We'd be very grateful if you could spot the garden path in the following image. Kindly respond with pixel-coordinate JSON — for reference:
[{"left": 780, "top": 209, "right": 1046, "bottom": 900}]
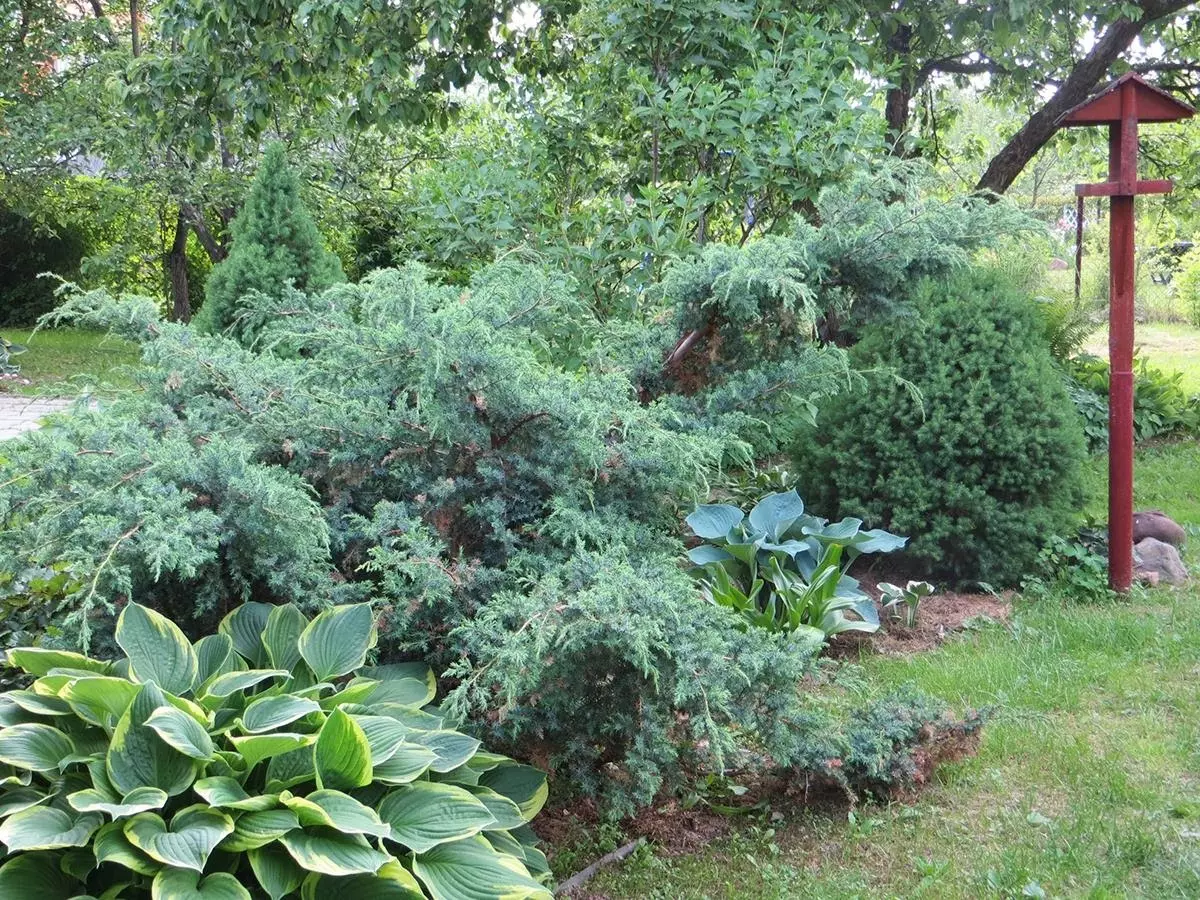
[{"left": 0, "top": 396, "right": 71, "bottom": 440}]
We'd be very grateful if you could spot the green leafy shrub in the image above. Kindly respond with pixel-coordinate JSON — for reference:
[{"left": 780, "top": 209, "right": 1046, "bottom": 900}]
[
  {"left": 796, "top": 267, "right": 1087, "bottom": 586},
  {"left": 195, "top": 143, "right": 344, "bottom": 345},
  {"left": 1065, "top": 353, "right": 1200, "bottom": 451},
  {"left": 0, "top": 601, "right": 552, "bottom": 899},
  {"left": 1173, "top": 244, "right": 1200, "bottom": 326},
  {"left": 685, "top": 490, "right": 904, "bottom": 642},
  {"left": 0, "top": 205, "right": 85, "bottom": 326},
  {"left": 879, "top": 580, "right": 934, "bottom": 628}
]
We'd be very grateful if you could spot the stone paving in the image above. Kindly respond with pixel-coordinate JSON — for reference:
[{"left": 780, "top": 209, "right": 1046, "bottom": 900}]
[{"left": 0, "top": 395, "right": 72, "bottom": 440}]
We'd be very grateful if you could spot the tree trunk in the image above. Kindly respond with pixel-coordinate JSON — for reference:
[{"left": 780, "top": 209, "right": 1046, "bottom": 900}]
[
  {"left": 130, "top": 0, "right": 140, "bottom": 56},
  {"left": 884, "top": 24, "right": 914, "bottom": 155},
  {"left": 166, "top": 210, "right": 191, "bottom": 322},
  {"left": 977, "top": 1, "right": 1193, "bottom": 194},
  {"left": 181, "top": 202, "right": 227, "bottom": 264}
]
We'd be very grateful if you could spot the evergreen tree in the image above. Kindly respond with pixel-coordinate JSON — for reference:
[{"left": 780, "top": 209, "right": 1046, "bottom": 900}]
[{"left": 195, "top": 143, "right": 344, "bottom": 344}]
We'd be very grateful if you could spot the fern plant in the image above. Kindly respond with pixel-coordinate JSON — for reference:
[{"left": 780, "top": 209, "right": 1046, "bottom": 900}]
[{"left": 0, "top": 601, "right": 550, "bottom": 899}]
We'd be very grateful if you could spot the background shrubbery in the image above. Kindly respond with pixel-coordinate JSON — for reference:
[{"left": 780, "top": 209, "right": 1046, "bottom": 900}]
[{"left": 796, "top": 266, "right": 1087, "bottom": 586}]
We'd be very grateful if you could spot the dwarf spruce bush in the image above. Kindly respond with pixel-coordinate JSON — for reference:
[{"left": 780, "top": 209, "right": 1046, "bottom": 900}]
[
  {"left": 195, "top": 143, "right": 344, "bottom": 345},
  {"left": 796, "top": 267, "right": 1086, "bottom": 586},
  {"left": 0, "top": 601, "right": 551, "bottom": 899}
]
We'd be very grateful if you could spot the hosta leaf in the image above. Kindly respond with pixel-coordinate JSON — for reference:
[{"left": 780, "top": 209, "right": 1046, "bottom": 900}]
[
  {"left": 61, "top": 677, "right": 142, "bottom": 724},
  {"left": 219, "top": 602, "right": 274, "bottom": 668},
  {"left": 0, "top": 806, "right": 102, "bottom": 851},
  {"left": 466, "top": 786, "right": 525, "bottom": 831},
  {"left": 0, "top": 851, "right": 79, "bottom": 898},
  {"left": 94, "top": 820, "right": 161, "bottom": 875},
  {"left": 69, "top": 786, "right": 168, "bottom": 817},
  {"left": 478, "top": 765, "right": 547, "bottom": 822},
  {"left": 250, "top": 842, "right": 307, "bottom": 900},
  {"left": 299, "top": 861, "right": 425, "bottom": 899},
  {"left": 314, "top": 709, "right": 372, "bottom": 791},
  {"left": 320, "top": 681, "right": 379, "bottom": 710},
  {"left": 5, "top": 648, "right": 110, "bottom": 677},
  {"left": 0, "top": 786, "right": 46, "bottom": 819},
  {"left": 372, "top": 743, "right": 437, "bottom": 785},
  {"left": 748, "top": 490, "right": 806, "bottom": 538},
  {"left": 220, "top": 808, "right": 300, "bottom": 852},
  {"left": 116, "top": 603, "right": 198, "bottom": 696},
  {"left": 125, "top": 806, "right": 235, "bottom": 872},
  {"left": 408, "top": 730, "right": 480, "bottom": 773},
  {"left": 145, "top": 707, "right": 214, "bottom": 760},
  {"left": 0, "top": 723, "right": 74, "bottom": 771},
  {"left": 298, "top": 604, "right": 376, "bottom": 682},
  {"left": 372, "top": 704, "right": 445, "bottom": 731},
  {"left": 686, "top": 545, "right": 734, "bottom": 565},
  {"left": 203, "top": 669, "right": 292, "bottom": 699},
  {"left": 241, "top": 694, "right": 322, "bottom": 733},
  {"left": 280, "top": 789, "right": 390, "bottom": 836},
  {"left": 378, "top": 783, "right": 495, "bottom": 853},
  {"left": 279, "top": 828, "right": 391, "bottom": 876},
  {"left": 685, "top": 504, "right": 744, "bottom": 540},
  {"left": 195, "top": 634, "right": 239, "bottom": 684},
  {"left": 60, "top": 845, "right": 96, "bottom": 880},
  {"left": 194, "top": 777, "right": 279, "bottom": 812},
  {"left": 6, "top": 690, "right": 72, "bottom": 716},
  {"left": 348, "top": 673, "right": 433, "bottom": 708},
  {"left": 263, "top": 604, "right": 309, "bottom": 672},
  {"left": 412, "top": 835, "right": 551, "bottom": 900},
  {"left": 266, "top": 743, "right": 317, "bottom": 791},
  {"left": 151, "top": 869, "right": 251, "bottom": 900},
  {"left": 230, "top": 732, "right": 316, "bottom": 770},
  {"left": 107, "top": 682, "right": 198, "bottom": 797},
  {"left": 352, "top": 715, "right": 409, "bottom": 765}
]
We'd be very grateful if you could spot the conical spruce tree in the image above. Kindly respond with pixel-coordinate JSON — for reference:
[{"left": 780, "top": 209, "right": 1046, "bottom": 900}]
[{"left": 195, "top": 143, "right": 344, "bottom": 344}]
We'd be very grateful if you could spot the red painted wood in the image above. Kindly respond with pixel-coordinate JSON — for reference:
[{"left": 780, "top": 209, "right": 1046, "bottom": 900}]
[
  {"left": 1074, "top": 179, "right": 1173, "bottom": 197},
  {"left": 1063, "top": 72, "right": 1195, "bottom": 126}
]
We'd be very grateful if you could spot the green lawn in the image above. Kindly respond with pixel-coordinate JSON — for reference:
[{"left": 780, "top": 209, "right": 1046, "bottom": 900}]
[
  {"left": 1085, "top": 322, "right": 1200, "bottom": 394},
  {"left": 1, "top": 327, "right": 140, "bottom": 396},
  {"left": 589, "top": 440, "right": 1200, "bottom": 898}
]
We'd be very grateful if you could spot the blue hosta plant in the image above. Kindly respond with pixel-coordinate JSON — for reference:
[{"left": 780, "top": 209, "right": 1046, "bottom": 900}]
[
  {"left": 879, "top": 580, "right": 935, "bottom": 628},
  {"left": 686, "top": 490, "right": 906, "bottom": 643},
  {"left": 0, "top": 601, "right": 551, "bottom": 899}
]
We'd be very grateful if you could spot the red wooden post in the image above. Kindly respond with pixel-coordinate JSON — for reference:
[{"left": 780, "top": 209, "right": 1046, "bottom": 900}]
[{"left": 1061, "top": 75, "right": 1193, "bottom": 591}]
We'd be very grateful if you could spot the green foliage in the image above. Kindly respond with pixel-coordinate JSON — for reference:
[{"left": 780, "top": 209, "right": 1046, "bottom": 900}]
[
  {"left": 0, "top": 601, "right": 552, "bottom": 899},
  {"left": 1065, "top": 353, "right": 1200, "bottom": 452},
  {"left": 1172, "top": 244, "right": 1200, "bottom": 327},
  {"left": 879, "top": 580, "right": 934, "bottom": 629},
  {"left": 1023, "top": 531, "right": 1112, "bottom": 605},
  {"left": 0, "top": 205, "right": 85, "bottom": 326},
  {"left": 0, "top": 336, "right": 26, "bottom": 376},
  {"left": 195, "top": 145, "right": 344, "bottom": 345},
  {"left": 685, "top": 490, "right": 905, "bottom": 642},
  {"left": 796, "top": 266, "right": 1087, "bottom": 586}
]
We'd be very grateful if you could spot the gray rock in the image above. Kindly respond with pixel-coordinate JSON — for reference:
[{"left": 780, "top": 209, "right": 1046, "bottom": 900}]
[
  {"left": 1134, "top": 537, "right": 1189, "bottom": 586},
  {"left": 1132, "top": 510, "right": 1186, "bottom": 548}
]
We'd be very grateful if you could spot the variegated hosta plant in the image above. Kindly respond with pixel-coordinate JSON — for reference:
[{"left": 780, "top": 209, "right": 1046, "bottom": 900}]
[{"left": 0, "top": 601, "right": 552, "bottom": 899}]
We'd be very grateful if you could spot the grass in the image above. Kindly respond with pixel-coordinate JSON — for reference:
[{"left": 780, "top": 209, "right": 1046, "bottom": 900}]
[
  {"left": 1084, "top": 322, "right": 1200, "bottom": 395},
  {"left": 0, "top": 326, "right": 140, "bottom": 396},
  {"left": 589, "top": 442, "right": 1200, "bottom": 898}
]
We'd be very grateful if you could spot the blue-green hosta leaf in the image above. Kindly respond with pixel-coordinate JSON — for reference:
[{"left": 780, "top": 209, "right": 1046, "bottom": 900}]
[
  {"left": 250, "top": 842, "right": 307, "bottom": 900},
  {"left": 220, "top": 809, "right": 300, "bottom": 852},
  {"left": 477, "top": 765, "right": 548, "bottom": 822},
  {"left": 299, "top": 861, "right": 425, "bottom": 899},
  {"left": 219, "top": 602, "right": 274, "bottom": 668},
  {"left": 279, "top": 828, "right": 391, "bottom": 876},
  {"left": 372, "top": 704, "right": 445, "bottom": 731},
  {"left": 0, "top": 806, "right": 102, "bottom": 851},
  {"left": 351, "top": 716, "right": 409, "bottom": 765},
  {"left": 685, "top": 504, "right": 744, "bottom": 540},
  {"left": 69, "top": 786, "right": 168, "bottom": 817},
  {"left": 0, "top": 723, "right": 75, "bottom": 771},
  {"left": 281, "top": 789, "right": 390, "bottom": 836},
  {"left": 266, "top": 744, "right": 317, "bottom": 791},
  {"left": 314, "top": 708, "right": 372, "bottom": 791},
  {"left": 0, "top": 786, "right": 46, "bottom": 819},
  {"left": 378, "top": 783, "right": 495, "bottom": 853},
  {"left": 748, "top": 490, "right": 806, "bottom": 539},
  {"left": 60, "top": 677, "right": 142, "bottom": 725},
  {"left": 853, "top": 528, "right": 908, "bottom": 554},
  {"left": 116, "top": 603, "right": 198, "bottom": 696},
  {"left": 5, "top": 648, "right": 111, "bottom": 677},
  {"left": 193, "top": 777, "right": 279, "bottom": 812},
  {"left": 6, "top": 690, "right": 72, "bottom": 716},
  {"left": 94, "top": 820, "right": 161, "bottom": 875},
  {"left": 145, "top": 707, "right": 214, "bottom": 760},
  {"left": 408, "top": 730, "right": 480, "bottom": 774},
  {"left": 686, "top": 545, "right": 734, "bottom": 566},
  {"left": 151, "top": 869, "right": 251, "bottom": 900},
  {"left": 230, "top": 733, "right": 317, "bottom": 770},
  {"left": 360, "top": 662, "right": 435, "bottom": 692},
  {"left": 195, "top": 634, "right": 240, "bottom": 685},
  {"left": 298, "top": 604, "right": 377, "bottom": 682},
  {"left": 319, "top": 681, "right": 378, "bottom": 711},
  {"left": 412, "top": 835, "right": 551, "bottom": 900},
  {"left": 263, "top": 604, "right": 309, "bottom": 673},
  {"left": 0, "top": 851, "right": 80, "bottom": 897},
  {"left": 465, "top": 786, "right": 525, "bottom": 831},
  {"left": 203, "top": 669, "right": 292, "bottom": 699},
  {"left": 125, "top": 806, "right": 235, "bottom": 872},
  {"left": 107, "top": 682, "right": 198, "bottom": 797},
  {"left": 58, "top": 844, "right": 95, "bottom": 880},
  {"left": 240, "top": 695, "right": 322, "bottom": 734},
  {"left": 372, "top": 743, "right": 437, "bottom": 785}
]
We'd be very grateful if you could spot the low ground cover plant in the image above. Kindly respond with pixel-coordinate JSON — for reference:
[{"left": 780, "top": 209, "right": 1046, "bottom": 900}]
[{"left": 0, "top": 600, "right": 551, "bottom": 899}]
